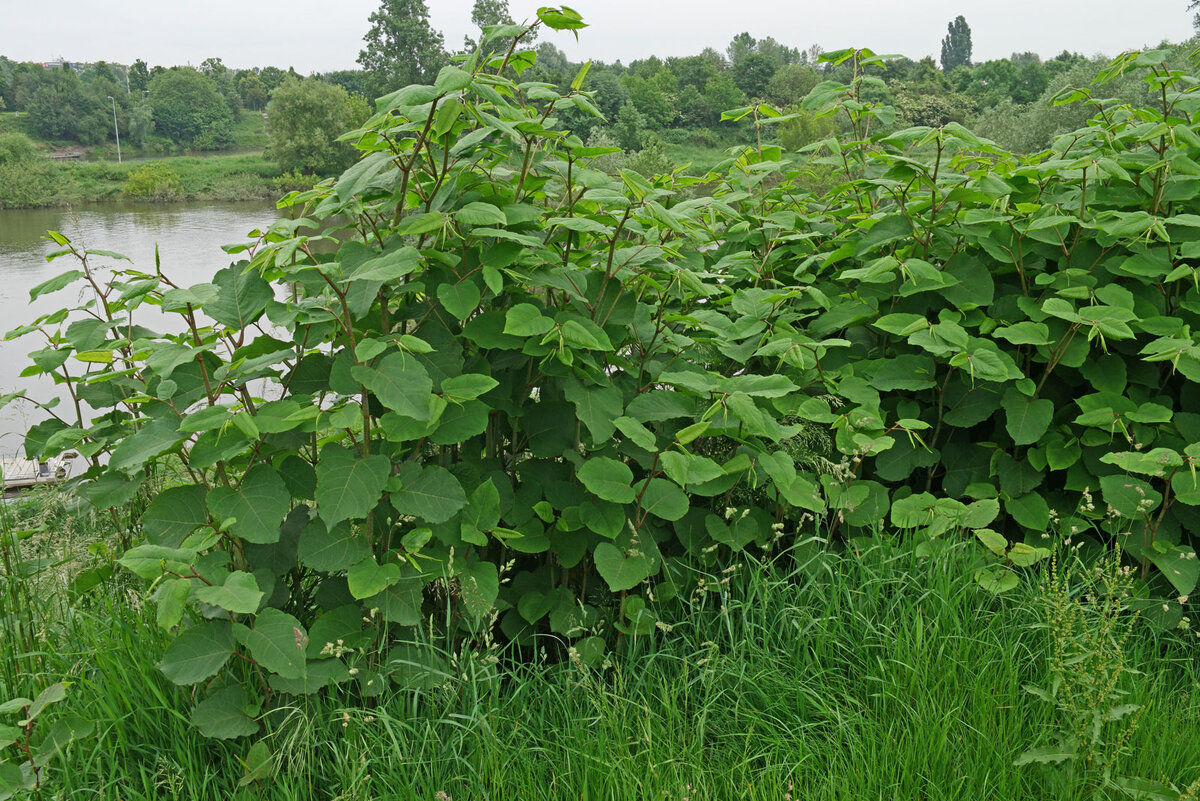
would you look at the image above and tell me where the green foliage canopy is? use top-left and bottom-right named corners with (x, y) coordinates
top-left (147, 67), bottom-right (234, 149)
top-left (267, 77), bottom-right (365, 175)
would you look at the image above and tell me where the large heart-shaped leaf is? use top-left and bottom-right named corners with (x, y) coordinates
top-left (314, 445), bottom-right (390, 527)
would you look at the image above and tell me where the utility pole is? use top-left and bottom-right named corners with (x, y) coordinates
top-left (106, 96), bottom-right (122, 162)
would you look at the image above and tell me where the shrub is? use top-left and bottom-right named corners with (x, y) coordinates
top-left (266, 77), bottom-right (364, 176)
top-left (5, 29), bottom-right (1199, 749)
top-left (0, 132), bottom-right (60, 208)
top-left (121, 163), bottom-right (184, 201)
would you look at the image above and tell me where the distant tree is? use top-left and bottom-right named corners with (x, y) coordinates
top-left (0, 60), bottom-right (12, 111)
top-left (586, 69), bottom-right (628, 120)
top-left (147, 67), bottom-right (233, 149)
top-left (700, 73), bottom-right (745, 126)
top-left (15, 68), bottom-right (109, 143)
top-left (667, 54), bottom-right (721, 93)
top-left (726, 32), bottom-right (757, 67)
top-left (321, 70), bottom-right (367, 97)
top-left (940, 15), bottom-right (972, 72)
top-left (128, 99), bottom-right (154, 146)
top-left (357, 0), bottom-right (448, 97)
top-left (199, 57), bottom-right (227, 79)
top-left (259, 66), bottom-right (287, 91)
top-left (611, 101), bottom-right (647, 150)
top-left (732, 51), bottom-right (776, 97)
top-left (527, 42), bottom-right (570, 85)
top-left (267, 77), bottom-right (363, 175)
top-left (779, 108), bottom-right (836, 151)
top-left (128, 59), bottom-right (150, 93)
top-left (895, 88), bottom-right (976, 127)
top-left (764, 63), bottom-right (818, 108)
top-left (756, 37), bottom-right (801, 70)
top-left (84, 61), bottom-right (117, 85)
top-left (238, 73), bottom-right (269, 110)
top-left (909, 56), bottom-right (949, 94)
top-left (624, 70), bottom-right (674, 129)
top-left (465, 0), bottom-right (534, 52)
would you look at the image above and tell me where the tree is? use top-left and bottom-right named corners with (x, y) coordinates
top-left (357, 0), bottom-right (448, 97)
top-left (731, 51), bottom-right (776, 97)
top-left (764, 63), bottom-right (818, 108)
top-left (127, 100), bottom-right (154, 146)
top-left (238, 73), bottom-right (270, 110)
top-left (699, 73), bottom-right (745, 126)
top-left (128, 59), bottom-right (150, 93)
top-left (779, 108), bottom-right (836, 151)
top-left (465, 0), bottom-right (535, 51)
top-left (940, 15), bottom-right (972, 73)
top-left (611, 101), bottom-right (646, 150)
top-left (148, 67), bottom-right (233, 149)
top-left (267, 77), bottom-right (365, 175)
top-left (259, 66), bottom-right (287, 91)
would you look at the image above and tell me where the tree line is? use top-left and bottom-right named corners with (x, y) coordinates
top-left (0, 0), bottom-right (1187, 177)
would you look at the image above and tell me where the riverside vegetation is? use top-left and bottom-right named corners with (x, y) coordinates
top-left (1, 8), bottom-right (1200, 799)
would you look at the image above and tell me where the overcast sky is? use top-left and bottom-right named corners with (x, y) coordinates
top-left (2, 0), bottom-right (1195, 73)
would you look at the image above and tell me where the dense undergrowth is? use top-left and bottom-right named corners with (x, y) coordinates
top-left (3, 503), bottom-right (1199, 800)
top-left (2, 9), bottom-right (1200, 799)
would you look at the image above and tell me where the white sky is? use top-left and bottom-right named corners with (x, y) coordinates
top-left (0, 0), bottom-right (1194, 73)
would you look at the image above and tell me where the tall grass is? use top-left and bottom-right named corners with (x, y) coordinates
top-left (2, 526), bottom-right (1195, 801)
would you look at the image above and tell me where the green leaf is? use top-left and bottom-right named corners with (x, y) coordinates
top-left (154, 577), bottom-right (192, 631)
top-left (1099, 474), bottom-right (1161, 518)
top-left (504, 303), bottom-right (554, 336)
top-left (1147, 546), bottom-right (1199, 596)
top-left (191, 686), bottom-right (259, 739)
top-left (347, 246), bottom-right (420, 282)
top-left (1007, 492), bottom-right (1050, 531)
top-left (434, 65), bottom-right (473, 95)
top-left (347, 556), bottom-right (401, 599)
top-left (993, 321), bottom-right (1051, 346)
top-left (578, 457), bottom-right (637, 504)
top-left (207, 264), bottom-right (273, 329)
top-left (440, 373), bottom-right (498, 400)
top-left (195, 571), bottom-right (263, 615)
top-left (613, 416), bottom-right (658, 451)
top-left (455, 202), bottom-right (507, 227)
top-left (352, 352), bottom-right (433, 420)
top-left (240, 609), bottom-right (307, 680)
top-left (437, 279), bottom-right (482, 320)
top-left (118, 544), bottom-right (197, 580)
top-left (206, 465), bottom-right (291, 544)
top-left (109, 418), bottom-right (184, 474)
top-left (297, 518), bottom-right (370, 572)
top-left (975, 565), bottom-right (1019, 594)
top-left (159, 621), bottom-right (235, 685)
top-left (392, 463), bottom-right (466, 523)
top-left (29, 270), bottom-right (83, 301)
top-left (593, 542), bottom-right (652, 591)
top-left (142, 484), bottom-right (210, 547)
top-left (314, 445), bottom-right (390, 527)
top-left (975, 528), bottom-right (1008, 556)
top-left (638, 478), bottom-right (689, 521)
top-left (1003, 389), bottom-right (1054, 446)
top-left (458, 561), bottom-right (499, 617)
top-left (564, 379), bottom-right (623, 443)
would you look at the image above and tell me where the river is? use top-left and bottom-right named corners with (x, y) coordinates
top-left (0, 201), bottom-right (280, 456)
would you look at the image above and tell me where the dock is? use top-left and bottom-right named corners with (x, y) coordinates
top-left (1, 455), bottom-right (75, 492)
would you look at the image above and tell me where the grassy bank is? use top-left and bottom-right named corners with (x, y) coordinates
top-left (3, 493), bottom-right (1197, 800)
top-left (0, 152), bottom-right (294, 209)
top-left (0, 108), bottom-right (299, 209)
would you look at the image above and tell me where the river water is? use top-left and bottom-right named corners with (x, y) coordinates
top-left (0, 201), bottom-right (280, 455)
